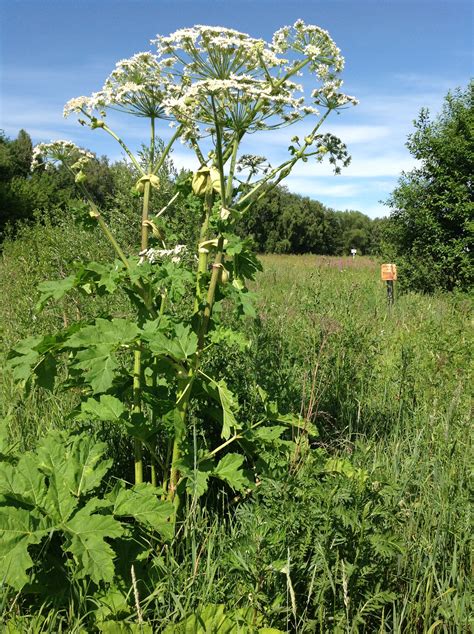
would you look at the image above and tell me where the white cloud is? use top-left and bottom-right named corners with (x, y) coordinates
top-left (284, 178), bottom-right (362, 198)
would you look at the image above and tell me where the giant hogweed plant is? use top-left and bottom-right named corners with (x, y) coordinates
top-left (7, 23), bottom-right (356, 514)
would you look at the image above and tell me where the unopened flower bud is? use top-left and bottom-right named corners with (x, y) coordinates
top-left (209, 167), bottom-right (222, 195)
top-left (75, 170), bottom-right (87, 183)
top-left (192, 166), bottom-right (211, 196)
top-left (219, 268), bottom-right (229, 285)
top-left (149, 174), bottom-right (160, 190)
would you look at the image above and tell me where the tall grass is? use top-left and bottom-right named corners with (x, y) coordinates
top-left (0, 240), bottom-right (471, 631)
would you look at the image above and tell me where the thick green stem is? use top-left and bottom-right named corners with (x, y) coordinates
top-left (133, 349), bottom-right (143, 484)
top-left (141, 181), bottom-right (151, 251)
top-left (198, 235), bottom-right (225, 349)
top-left (194, 191), bottom-right (213, 313)
top-left (168, 376), bottom-right (193, 507)
top-left (132, 146), bottom-right (155, 483)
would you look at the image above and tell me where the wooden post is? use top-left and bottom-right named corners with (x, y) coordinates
top-left (381, 263), bottom-right (397, 307)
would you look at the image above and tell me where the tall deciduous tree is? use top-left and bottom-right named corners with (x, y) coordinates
top-left (385, 82), bottom-right (473, 292)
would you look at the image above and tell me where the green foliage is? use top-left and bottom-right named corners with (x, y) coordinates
top-left (238, 186), bottom-right (381, 255)
top-left (385, 81), bottom-right (473, 292)
top-left (0, 428), bottom-right (173, 594)
top-left (163, 603), bottom-right (284, 633)
top-left (223, 450), bottom-right (402, 631)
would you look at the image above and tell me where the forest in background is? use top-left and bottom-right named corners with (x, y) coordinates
top-left (0, 128), bottom-right (385, 257)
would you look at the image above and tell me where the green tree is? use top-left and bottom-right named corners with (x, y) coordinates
top-left (385, 82), bottom-right (473, 292)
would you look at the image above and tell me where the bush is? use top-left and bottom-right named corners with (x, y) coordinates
top-left (385, 82), bottom-right (473, 292)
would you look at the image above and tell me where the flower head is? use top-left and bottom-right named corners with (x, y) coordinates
top-left (64, 52), bottom-right (175, 122)
top-left (31, 141), bottom-right (95, 171)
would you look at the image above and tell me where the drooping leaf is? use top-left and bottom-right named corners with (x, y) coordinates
top-left (215, 380), bottom-right (240, 439)
top-left (235, 289), bottom-right (257, 318)
top-left (226, 234), bottom-right (262, 283)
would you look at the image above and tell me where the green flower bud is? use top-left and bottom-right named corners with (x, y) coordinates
top-left (149, 174), bottom-right (160, 190)
top-left (209, 167), bottom-right (222, 195)
top-left (219, 267), bottom-right (229, 285)
top-left (192, 166), bottom-right (211, 196)
top-left (75, 170), bottom-right (87, 183)
top-left (318, 145), bottom-right (328, 155)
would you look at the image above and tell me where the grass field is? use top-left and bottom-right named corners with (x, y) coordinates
top-left (0, 242), bottom-right (472, 632)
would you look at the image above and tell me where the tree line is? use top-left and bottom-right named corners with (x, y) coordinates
top-left (0, 128), bottom-right (384, 256)
top-left (1, 80), bottom-right (472, 292)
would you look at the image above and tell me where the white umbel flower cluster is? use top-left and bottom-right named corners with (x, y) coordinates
top-left (64, 52), bottom-right (174, 120)
top-left (64, 20), bottom-right (357, 140)
top-left (31, 141), bottom-right (95, 171)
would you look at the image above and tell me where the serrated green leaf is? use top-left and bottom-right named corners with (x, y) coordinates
top-left (37, 432), bottom-right (111, 508)
top-left (174, 323), bottom-right (198, 358)
top-left (65, 508), bottom-right (123, 584)
top-left (140, 316), bottom-right (170, 342)
top-left (0, 508), bottom-right (49, 590)
top-left (236, 290), bottom-right (257, 318)
top-left (79, 395), bottom-right (126, 422)
top-left (67, 318), bottom-right (139, 349)
top-left (270, 411), bottom-right (318, 437)
top-left (111, 483), bottom-right (174, 541)
top-left (8, 349), bottom-right (40, 382)
top-left (36, 275), bottom-right (77, 311)
top-left (74, 345), bottom-right (119, 393)
top-left (98, 622), bottom-right (153, 634)
top-left (83, 261), bottom-right (124, 294)
top-left (208, 326), bottom-right (250, 351)
top-left (148, 323), bottom-right (197, 361)
top-left (185, 469), bottom-right (211, 499)
top-left (0, 454), bottom-right (48, 510)
top-left (213, 453), bottom-right (251, 491)
top-left (252, 425), bottom-right (286, 442)
top-left (0, 417), bottom-right (15, 457)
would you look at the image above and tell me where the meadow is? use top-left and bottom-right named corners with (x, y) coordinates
top-left (0, 227), bottom-right (471, 631)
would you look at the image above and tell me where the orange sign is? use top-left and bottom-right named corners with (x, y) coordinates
top-left (381, 263), bottom-right (397, 281)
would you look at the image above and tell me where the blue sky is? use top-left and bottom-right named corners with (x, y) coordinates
top-left (1, 0), bottom-right (472, 217)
